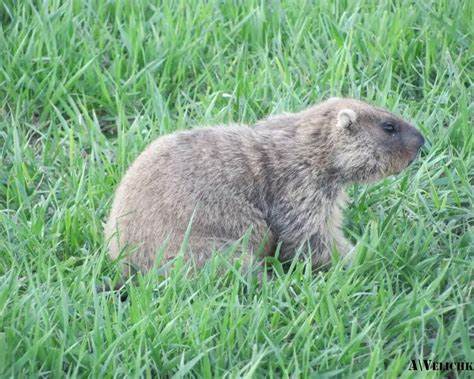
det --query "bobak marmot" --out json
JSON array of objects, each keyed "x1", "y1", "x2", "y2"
[{"x1": 105, "y1": 97, "x2": 424, "y2": 276}]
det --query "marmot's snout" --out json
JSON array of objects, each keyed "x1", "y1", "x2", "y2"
[{"x1": 404, "y1": 125, "x2": 425, "y2": 166}]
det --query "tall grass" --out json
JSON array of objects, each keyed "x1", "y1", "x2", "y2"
[{"x1": 0, "y1": 0, "x2": 472, "y2": 377}]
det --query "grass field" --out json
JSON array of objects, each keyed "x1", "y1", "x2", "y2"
[{"x1": 0, "y1": 0, "x2": 473, "y2": 377}]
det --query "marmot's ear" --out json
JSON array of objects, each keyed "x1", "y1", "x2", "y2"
[{"x1": 337, "y1": 109, "x2": 357, "y2": 129}]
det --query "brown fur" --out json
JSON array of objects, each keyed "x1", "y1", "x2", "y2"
[{"x1": 105, "y1": 98, "x2": 424, "y2": 275}]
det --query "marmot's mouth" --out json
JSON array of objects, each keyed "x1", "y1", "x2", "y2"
[{"x1": 407, "y1": 148, "x2": 423, "y2": 167}]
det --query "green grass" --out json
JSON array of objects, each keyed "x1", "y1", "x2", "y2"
[{"x1": 0, "y1": 0, "x2": 472, "y2": 377}]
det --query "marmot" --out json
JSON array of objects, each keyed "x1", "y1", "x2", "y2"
[{"x1": 105, "y1": 97, "x2": 424, "y2": 275}]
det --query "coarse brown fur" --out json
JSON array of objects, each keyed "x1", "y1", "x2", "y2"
[{"x1": 105, "y1": 97, "x2": 424, "y2": 276}]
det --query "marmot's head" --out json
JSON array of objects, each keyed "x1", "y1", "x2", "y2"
[{"x1": 309, "y1": 98, "x2": 425, "y2": 184}]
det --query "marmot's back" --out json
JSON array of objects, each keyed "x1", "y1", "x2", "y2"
[{"x1": 105, "y1": 125, "x2": 280, "y2": 271}]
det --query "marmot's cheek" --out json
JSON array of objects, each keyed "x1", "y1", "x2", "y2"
[{"x1": 378, "y1": 154, "x2": 401, "y2": 177}]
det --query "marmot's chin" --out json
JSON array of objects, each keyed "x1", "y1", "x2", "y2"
[{"x1": 406, "y1": 151, "x2": 421, "y2": 168}]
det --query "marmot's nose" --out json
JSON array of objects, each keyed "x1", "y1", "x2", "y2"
[{"x1": 415, "y1": 131, "x2": 425, "y2": 151}]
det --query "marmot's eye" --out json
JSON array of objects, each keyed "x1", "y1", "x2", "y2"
[{"x1": 381, "y1": 122, "x2": 397, "y2": 134}]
